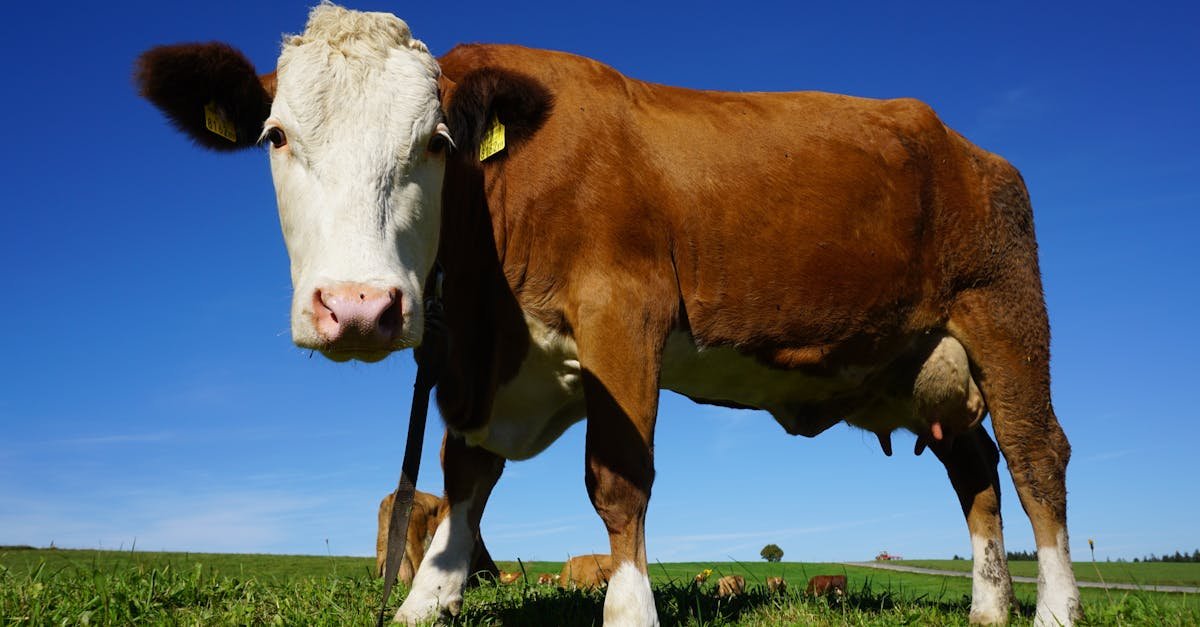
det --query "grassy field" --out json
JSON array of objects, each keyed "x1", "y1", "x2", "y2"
[
  {"x1": 0, "y1": 547, "x2": 377, "y2": 581},
  {"x1": 2, "y1": 548, "x2": 1197, "y2": 625}
]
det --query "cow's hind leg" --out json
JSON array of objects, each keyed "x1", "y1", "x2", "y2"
[
  {"x1": 949, "y1": 288, "x2": 1079, "y2": 626},
  {"x1": 395, "y1": 435, "x2": 504, "y2": 624},
  {"x1": 932, "y1": 425, "x2": 1014, "y2": 624}
]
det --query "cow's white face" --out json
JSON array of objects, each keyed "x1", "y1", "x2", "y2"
[{"x1": 266, "y1": 6, "x2": 445, "y2": 362}]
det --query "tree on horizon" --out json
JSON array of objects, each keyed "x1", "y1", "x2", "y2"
[{"x1": 760, "y1": 544, "x2": 784, "y2": 563}]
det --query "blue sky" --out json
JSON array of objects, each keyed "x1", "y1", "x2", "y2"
[{"x1": 1, "y1": 1, "x2": 1197, "y2": 564}]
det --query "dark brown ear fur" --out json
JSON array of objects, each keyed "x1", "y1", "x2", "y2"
[
  {"x1": 444, "y1": 68, "x2": 553, "y2": 164},
  {"x1": 135, "y1": 42, "x2": 272, "y2": 151}
]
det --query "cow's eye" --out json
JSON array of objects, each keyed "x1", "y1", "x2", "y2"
[
  {"x1": 265, "y1": 127, "x2": 287, "y2": 149},
  {"x1": 428, "y1": 132, "x2": 449, "y2": 154},
  {"x1": 428, "y1": 122, "x2": 454, "y2": 154}
]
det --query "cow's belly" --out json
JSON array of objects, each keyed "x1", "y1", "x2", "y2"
[
  {"x1": 660, "y1": 330, "x2": 866, "y2": 436},
  {"x1": 464, "y1": 316, "x2": 586, "y2": 460},
  {"x1": 466, "y1": 323, "x2": 984, "y2": 458},
  {"x1": 660, "y1": 330, "x2": 985, "y2": 438}
]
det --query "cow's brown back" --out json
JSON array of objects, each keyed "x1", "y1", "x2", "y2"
[
  {"x1": 376, "y1": 490, "x2": 499, "y2": 585},
  {"x1": 558, "y1": 554, "x2": 614, "y2": 590},
  {"x1": 805, "y1": 574, "x2": 847, "y2": 596},
  {"x1": 716, "y1": 575, "x2": 746, "y2": 597},
  {"x1": 437, "y1": 44, "x2": 1008, "y2": 352},
  {"x1": 376, "y1": 490, "x2": 442, "y2": 585}
]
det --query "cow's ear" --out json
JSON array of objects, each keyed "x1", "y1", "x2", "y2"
[
  {"x1": 135, "y1": 42, "x2": 274, "y2": 152},
  {"x1": 443, "y1": 67, "x2": 553, "y2": 163}
]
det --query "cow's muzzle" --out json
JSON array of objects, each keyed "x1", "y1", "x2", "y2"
[{"x1": 311, "y1": 284, "x2": 406, "y2": 362}]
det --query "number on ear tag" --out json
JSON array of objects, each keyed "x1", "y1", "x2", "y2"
[
  {"x1": 479, "y1": 115, "x2": 506, "y2": 161},
  {"x1": 204, "y1": 101, "x2": 237, "y2": 143}
]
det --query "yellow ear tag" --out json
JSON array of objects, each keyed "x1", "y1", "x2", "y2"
[
  {"x1": 479, "y1": 115, "x2": 506, "y2": 161},
  {"x1": 204, "y1": 101, "x2": 237, "y2": 143}
]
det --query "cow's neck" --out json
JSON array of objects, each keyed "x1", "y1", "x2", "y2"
[{"x1": 432, "y1": 157, "x2": 531, "y2": 434}]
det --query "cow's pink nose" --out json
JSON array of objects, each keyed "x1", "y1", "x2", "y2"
[{"x1": 312, "y1": 285, "x2": 402, "y2": 351}]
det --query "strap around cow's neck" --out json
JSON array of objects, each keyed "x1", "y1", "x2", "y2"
[{"x1": 377, "y1": 265, "x2": 446, "y2": 627}]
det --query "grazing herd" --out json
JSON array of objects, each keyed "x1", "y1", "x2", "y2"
[{"x1": 376, "y1": 504, "x2": 840, "y2": 598}]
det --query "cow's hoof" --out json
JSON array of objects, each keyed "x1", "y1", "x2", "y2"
[
  {"x1": 969, "y1": 608, "x2": 1010, "y2": 625},
  {"x1": 394, "y1": 594, "x2": 456, "y2": 626},
  {"x1": 1034, "y1": 605, "x2": 1080, "y2": 627}
]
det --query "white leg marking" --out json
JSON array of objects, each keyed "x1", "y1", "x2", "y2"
[
  {"x1": 1035, "y1": 529, "x2": 1080, "y2": 627},
  {"x1": 394, "y1": 497, "x2": 475, "y2": 624},
  {"x1": 970, "y1": 534, "x2": 1013, "y2": 624},
  {"x1": 603, "y1": 562, "x2": 659, "y2": 627}
]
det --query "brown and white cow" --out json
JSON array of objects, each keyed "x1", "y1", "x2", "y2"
[
  {"x1": 716, "y1": 575, "x2": 746, "y2": 598},
  {"x1": 136, "y1": 4, "x2": 1079, "y2": 626},
  {"x1": 559, "y1": 554, "x2": 615, "y2": 590},
  {"x1": 805, "y1": 574, "x2": 847, "y2": 597},
  {"x1": 765, "y1": 576, "x2": 787, "y2": 594},
  {"x1": 376, "y1": 489, "x2": 498, "y2": 586}
]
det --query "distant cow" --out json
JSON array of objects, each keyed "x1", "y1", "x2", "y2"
[
  {"x1": 693, "y1": 568, "x2": 713, "y2": 585},
  {"x1": 806, "y1": 574, "x2": 847, "y2": 596},
  {"x1": 498, "y1": 570, "x2": 522, "y2": 585},
  {"x1": 376, "y1": 490, "x2": 498, "y2": 586},
  {"x1": 559, "y1": 554, "x2": 614, "y2": 590},
  {"x1": 137, "y1": 5, "x2": 1080, "y2": 625},
  {"x1": 766, "y1": 576, "x2": 787, "y2": 594},
  {"x1": 537, "y1": 573, "x2": 558, "y2": 585},
  {"x1": 716, "y1": 575, "x2": 746, "y2": 598}
]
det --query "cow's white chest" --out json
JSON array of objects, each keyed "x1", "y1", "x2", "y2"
[{"x1": 464, "y1": 316, "x2": 586, "y2": 460}]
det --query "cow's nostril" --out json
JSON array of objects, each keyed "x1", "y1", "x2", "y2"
[
  {"x1": 312, "y1": 285, "x2": 402, "y2": 348},
  {"x1": 378, "y1": 290, "x2": 402, "y2": 337},
  {"x1": 315, "y1": 291, "x2": 339, "y2": 324}
]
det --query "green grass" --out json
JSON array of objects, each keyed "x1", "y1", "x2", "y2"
[
  {"x1": 0, "y1": 547, "x2": 376, "y2": 581},
  {"x1": 2, "y1": 548, "x2": 1197, "y2": 625},
  {"x1": 902, "y1": 559, "x2": 1200, "y2": 588}
]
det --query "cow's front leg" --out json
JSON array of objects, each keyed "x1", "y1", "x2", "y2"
[
  {"x1": 394, "y1": 434, "x2": 504, "y2": 624},
  {"x1": 575, "y1": 302, "x2": 671, "y2": 627},
  {"x1": 932, "y1": 425, "x2": 1014, "y2": 624}
]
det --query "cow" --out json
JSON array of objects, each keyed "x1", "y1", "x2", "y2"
[
  {"x1": 498, "y1": 570, "x2": 522, "y2": 585},
  {"x1": 766, "y1": 576, "x2": 787, "y2": 594},
  {"x1": 805, "y1": 574, "x2": 847, "y2": 597},
  {"x1": 693, "y1": 568, "x2": 713, "y2": 585},
  {"x1": 135, "y1": 4, "x2": 1080, "y2": 626},
  {"x1": 537, "y1": 573, "x2": 559, "y2": 585},
  {"x1": 559, "y1": 554, "x2": 614, "y2": 590},
  {"x1": 376, "y1": 489, "x2": 498, "y2": 586},
  {"x1": 716, "y1": 575, "x2": 745, "y2": 598}
]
